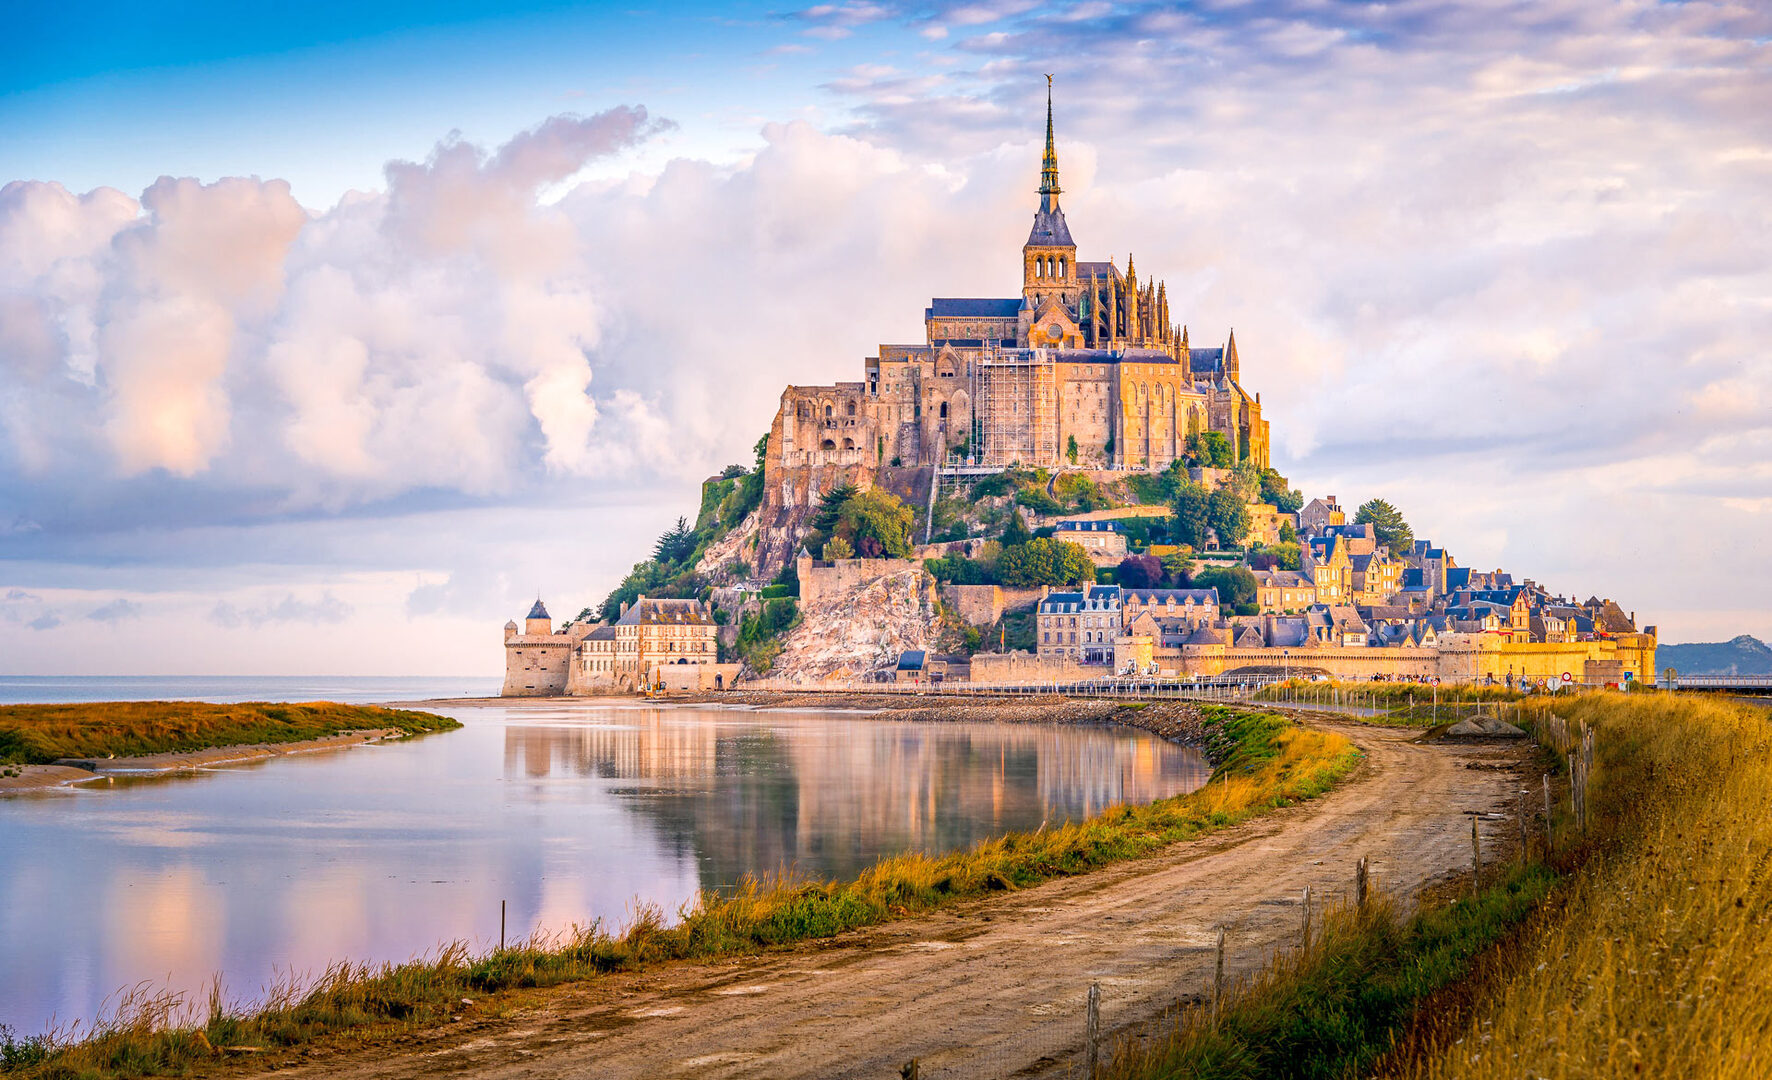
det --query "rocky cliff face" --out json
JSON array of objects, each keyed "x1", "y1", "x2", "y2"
[{"x1": 766, "y1": 565, "x2": 949, "y2": 682}]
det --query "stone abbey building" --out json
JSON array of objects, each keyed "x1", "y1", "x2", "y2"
[{"x1": 770, "y1": 84, "x2": 1270, "y2": 480}]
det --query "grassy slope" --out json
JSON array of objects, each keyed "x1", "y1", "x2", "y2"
[
  {"x1": 1105, "y1": 691, "x2": 1772, "y2": 1080},
  {"x1": 1378, "y1": 693, "x2": 1772, "y2": 1080},
  {"x1": 0, "y1": 702, "x2": 460, "y2": 765},
  {"x1": 0, "y1": 706, "x2": 1359, "y2": 1078}
]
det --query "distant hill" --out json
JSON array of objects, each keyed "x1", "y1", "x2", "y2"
[{"x1": 1657, "y1": 635, "x2": 1772, "y2": 677}]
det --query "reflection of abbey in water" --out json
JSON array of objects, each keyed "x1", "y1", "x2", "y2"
[{"x1": 501, "y1": 711, "x2": 1208, "y2": 887}]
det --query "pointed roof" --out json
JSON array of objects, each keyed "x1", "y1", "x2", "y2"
[
  {"x1": 1039, "y1": 74, "x2": 1061, "y2": 202},
  {"x1": 1026, "y1": 76, "x2": 1074, "y2": 249},
  {"x1": 1226, "y1": 328, "x2": 1238, "y2": 365},
  {"x1": 527, "y1": 598, "x2": 550, "y2": 620}
]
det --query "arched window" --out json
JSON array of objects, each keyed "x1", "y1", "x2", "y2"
[
  {"x1": 821, "y1": 439, "x2": 836, "y2": 450},
  {"x1": 1058, "y1": 256, "x2": 1066, "y2": 278},
  {"x1": 846, "y1": 400, "x2": 856, "y2": 416},
  {"x1": 824, "y1": 404, "x2": 833, "y2": 418},
  {"x1": 1035, "y1": 258, "x2": 1044, "y2": 279},
  {"x1": 938, "y1": 401, "x2": 948, "y2": 419}
]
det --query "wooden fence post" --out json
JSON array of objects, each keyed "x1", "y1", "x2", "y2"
[
  {"x1": 1085, "y1": 981, "x2": 1101, "y2": 1077},
  {"x1": 1213, "y1": 927, "x2": 1226, "y2": 1024},
  {"x1": 1518, "y1": 788, "x2": 1528, "y2": 864},
  {"x1": 901, "y1": 1060, "x2": 920, "y2": 1080},
  {"x1": 1542, "y1": 774, "x2": 1552, "y2": 845},
  {"x1": 1356, "y1": 856, "x2": 1369, "y2": 910},
  {"x1": 1300, "y1": 885, "x2": 1312, "y2": 952},
  {"x1": 1470, "y1": 816, "x2": 1481, "y2": 894},
  {"x1": 500, "y1": 899, "x2": 506, "y2": 951}
]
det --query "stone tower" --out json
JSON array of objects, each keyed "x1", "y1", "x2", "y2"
[
  {"x1": 1021, "y1": 76, "x2": 1076, "y2": 309},
  {"x1": 524, "y1": 598, "x2": 552, "y2": 637}
]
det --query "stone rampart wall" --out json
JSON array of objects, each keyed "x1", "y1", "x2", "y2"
[
  {"x1": 799, "y1": 556, "x2": 930, "y2": 607},
  {"x1": 940, "y1": 584, "x2": 1044, "y2": 626},
  {"x1": 503, "y1": 638, "x2": 572, "y2": 696},
  {"x1": 968, "y1": 651, "x2": 1100, "y2": 684}
]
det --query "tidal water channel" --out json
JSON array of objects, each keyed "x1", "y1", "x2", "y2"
[{"x1": 0, "y1": 703, "x2": 1209, "y2": 1033}]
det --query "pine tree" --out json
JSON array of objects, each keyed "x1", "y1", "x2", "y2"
[{"x1": 1354, "y1": 498, "x2": 1414, "y2": 551}]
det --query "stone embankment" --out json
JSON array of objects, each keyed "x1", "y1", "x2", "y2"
[{"x1": 717, "y1": 691, "x2": 1215, "y2": 754}]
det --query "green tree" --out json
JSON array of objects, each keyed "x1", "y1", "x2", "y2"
[
  {"x1": 1159, "y1": 552, "x2": 1195, "y2": 587},
  {"x1": 653, "y1": 516, "x2": 696, "y2": 565},
  {"x1": 822, "y1": 535, "x2": 854, "y2": 559},
  {"x1": 1001, "y1": 508, "x2": 1032, "y2": 547},
  {"x1": 833, "y1": 487, "x2": 914, "y2": 558},
  {"x1": 1189, "y1": 430, "x2": 1236, "y2": 469},
  {"x1": 1194, "y1": 565, "x2": 1258, "y2": 611},
  {"x1": 1170, "y1": 480, "x2": 1210, "y2": 547},
  {"x1": 997, "y1": 538, "x2": 1096, "y2": 587},
  {"x1": 808, "y1": 483, "x2": 859, "y2": 539},
  {"x1": 1279, "y1": 518, "x2": 1298, "y2": 544},
  {"x1": 1225, "y1": 463, "x2": 1262, "y2": 503},
  {"x1": 1207, "y1": 487, "x2": 1251, "y2": 548},
  {"x1": 1066, "y1": 434, "x2": 1079, "y2": 464},
  {"x1": 1355, "y1": 498, "x2": 1414, "y2": 551},
  {"x1": 1259, "y1": 468, "x2": 1304, "y2": 515}
]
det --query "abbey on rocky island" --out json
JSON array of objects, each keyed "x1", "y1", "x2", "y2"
[{"x1": 769, "y1": 80, "x2": 1270, "y2": 480}]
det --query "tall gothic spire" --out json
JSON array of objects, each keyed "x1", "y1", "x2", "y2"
[
  {"x1": 1039, "y1": 74, "x2": 1061, "y2": 209},
  {"x1": 1023, "y1": 74, "x2": 1074, "y2": 252}
]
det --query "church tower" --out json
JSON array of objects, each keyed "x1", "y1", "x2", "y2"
[{"x1": 1021, "y1": 77, "x2": 1077, "y2": 311}]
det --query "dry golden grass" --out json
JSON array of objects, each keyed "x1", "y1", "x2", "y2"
[
  {"x1": 1382, "y1": 692, "x2": 1772, "y2": 1079},
  {"x1": 0, "y1": 701, "x2": 458, "y2": 764}
]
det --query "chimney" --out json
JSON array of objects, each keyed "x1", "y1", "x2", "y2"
[{"x1": 620, "y1": 600, "x2": 629, "y2": 617}]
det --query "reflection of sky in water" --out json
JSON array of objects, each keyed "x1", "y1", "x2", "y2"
[{"x1": 0, "y1": 705, "x2": 1206, "y2": 1033}]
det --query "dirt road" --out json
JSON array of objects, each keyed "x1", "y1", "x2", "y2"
[{"x1": 277, "y1": 717, "x2": 1527, "y2": 1080}]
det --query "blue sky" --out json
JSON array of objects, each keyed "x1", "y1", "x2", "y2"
[
  {"x1": 2, "y1": 0, "x2": 1770, "y2": 673},
  {"x1": 3, "y1": 1, "x2": 887, "y2": 202}
]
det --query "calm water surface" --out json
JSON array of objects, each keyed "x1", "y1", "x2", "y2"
[{"x1": 0, "y1": 702, "x2": 1207, "y2": 1032}]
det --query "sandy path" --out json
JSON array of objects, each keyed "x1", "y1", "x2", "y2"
[{"x1": 272, "y1": 717, "x2": 1525, "y2": 1080}]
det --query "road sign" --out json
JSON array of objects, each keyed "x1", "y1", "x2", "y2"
[{"x1": 1561, "y1": 671, "x2": 1572, "y2": 682}]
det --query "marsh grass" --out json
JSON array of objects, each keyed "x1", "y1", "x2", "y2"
[
  {"x1": 0, "y1": 706, "x2": 1359, "y2": 1079},
  {"x1": 0, "y1": 702, "x2": 459, "y2": 764},
  {"x1": 1374, "y1": 692, "x2": 1772, "y2": 1080}
]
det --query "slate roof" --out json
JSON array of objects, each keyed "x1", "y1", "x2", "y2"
[
  {"x1": 1268, "y1": 617, "x2": 1312, "y2": 648},
  {"x1": 1056, "y1": 519, "x2": 1122, "y2": 533},
  {"x1": 527, "y1": 599, "x2": 550, "y2": 620},
  {"x1": 616, "y1": 597, "x2": 713, "y2": 626},
  {"x1": 897, "y1": 650, "x2": 927, "y2": 671},
  {"x1": 1188, "y1": 347, "x2": 1225, "y2": 375},
  {"x1": 1122, "y1": 587, "x2": 1220, "y2": 607},
  {"x1": 1037, "y1": 584, "x2": 1123, "y2": 614},
  {"x1": 1027, "y1": 207, "x2": 1075, "y2": 247},
  {"x1": 1253, "y1": 570, "x2": 1311, "y2": 587},
  {"x1": 585, "y1": 625, "x2": 617, "y2": 641},
  {"x1": 927, "y1": 298, "x2": 1023, "y2": 319},
  {"x1": 1076, "y1": 260, "x2": 1120, "y2": 283}
]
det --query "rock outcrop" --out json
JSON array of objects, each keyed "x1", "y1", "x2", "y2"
[{"x1": 767, "y1": 565, "x2": 947, "y2": 682}]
